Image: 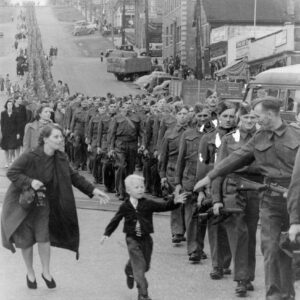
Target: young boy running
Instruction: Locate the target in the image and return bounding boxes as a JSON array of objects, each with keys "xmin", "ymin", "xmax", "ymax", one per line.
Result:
[{"xmin": 101, "ymin": 174, "xmax": 187, "ymax": 300}]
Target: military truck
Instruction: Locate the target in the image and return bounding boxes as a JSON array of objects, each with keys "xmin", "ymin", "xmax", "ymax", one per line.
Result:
[{"xmin": 107, "ymin": 56, "xmax": 152, "ymax": 81}]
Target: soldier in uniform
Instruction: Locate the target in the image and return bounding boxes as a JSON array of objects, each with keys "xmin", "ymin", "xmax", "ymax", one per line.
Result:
[
  {"xmin": 210, "ymin": 104, "xmax": 262, "ymax": 296},
  {"xmin": 107, "ymin": 98, "xmax": 145, "ymax": 201},
  {"xmin": 195, "ymin": 97, "xmax": 300, "ymax": 300},
  {"xmin": 174, "ymin": 107, "xmax": 213, "ymax": 262},
  {"xmin": 196, "ymin": 101, "xmax": 236, "ymax": 280},
  {"xmin": 70, "ymin": 98, "xmax": 89, "ymax": 170},
  {"xmin": 63, "ymin": 95, "xmax": 80, "ymax": 162},
  {"xmin": 156, "ymin": 103, "xmax": 177, "ymax": 156},
  {"xmin": 87, "ymin": 103, "xmax": 106, "ymax": 184},
  {"xmin": 97, "ymin": 100, "xmax": 118, "ymax": 193},
  {"xmin": 159, "ymin": 105, "xmax": 190, "ymax": 244},
  {"xmin": 143, "ymin": 101, "xmax": 161, "ymax": 197}
]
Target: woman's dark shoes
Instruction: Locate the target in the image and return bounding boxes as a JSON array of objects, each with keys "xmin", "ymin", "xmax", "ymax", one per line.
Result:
[
  {"xmin": 26, "ymin": 275, "xmax": 37, "ymax": 289},
  {"xmin": 41, "ymin": 273, "xmax": 56, "ymax": 289}
]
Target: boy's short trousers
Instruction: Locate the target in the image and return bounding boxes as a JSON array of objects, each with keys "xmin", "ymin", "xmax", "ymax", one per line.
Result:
[{"xmin": 12, "ymin": 202, "xmax": 50, "ymax": 249}]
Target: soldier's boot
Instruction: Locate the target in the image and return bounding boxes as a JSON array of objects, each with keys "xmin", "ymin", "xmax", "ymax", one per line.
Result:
[
  {"xmin": 235, "ymin": 281, "xmax": 247, "ymax": 297},
  {"xmin": 210, "ymin": 267, "xmax": 223, "ymax": 280}
]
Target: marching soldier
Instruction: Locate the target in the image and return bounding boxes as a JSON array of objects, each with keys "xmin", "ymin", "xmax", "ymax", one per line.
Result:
[
  {"xmin": 174, "ymin": 107, "xmax": 213, "ymax": 261},
  {"xmin": 210, "ymin": 104, "xmax": 262, "ymax": 296},
  {"xmin": 70, "ymin": 98, "xmax": 89, "ymax": 170},
  {"xmin": 196, "ymin": 101, "xmax": 237, "ymax": 280},
  {"xmin": 87, "ymin": 103, "xmax": 106, "ymax": 184},
  {"xmin": 195, "ymin": 97, "xmax": 300, "ymax": 300},
  {"xmin": 144, "ymin": 101, "xmax": 161, "ymax": 197},
  {"xmin": 160, "ymin": 105, "xmax": 190, "ymax": 244},
  {"xmin": 107, "ymin": 98, "xmax": 145, "ymax": 201},
  {"xmin": 97, "ymin": 100, "xmax": 118, "ymax": 193}
]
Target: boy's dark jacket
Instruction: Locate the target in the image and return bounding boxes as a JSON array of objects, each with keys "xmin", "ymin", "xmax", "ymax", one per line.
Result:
[{"xmin": 104, "ymin": 197, "xmax": 180, "ymax": 237}]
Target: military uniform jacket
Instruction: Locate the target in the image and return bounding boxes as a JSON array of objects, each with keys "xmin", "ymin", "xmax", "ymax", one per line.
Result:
[
  {"xmin": 156, "ymin": 114, "xmax": 177, "ymax": 154},
  {"xmin": 196, "ymin": 126, "xmax": 235, "ymax": 182},
  {"xmin": 175, "ymin": 125, "xmax": 212, "ymax": 191},
  {"xmin": 107, "ymin": 111, "xmax": 144, "ymax": 151},
  {"xmin": 144, "ymin": 114, "xmax": 160, "ymax": 153},
  {"xmin": 159, "ymin": 124, "xmax": 189, "ymax": 181},
  {"xmin": 86, "ymin": 113, "xmax": 102, "ymax": 146},
  {"xmin": 287, "ymin": 146, "xmax": 300, "ymax": 224},
  {"xmin": 211, "ymin": 127, "xmax": 261, "ymax": 203},
  {"xmin": 70, "ymin": 107, "xmax": 89, "ymax": 135},
  {"xmin": 208, "ymin": 122, "xmax": 300, "ymax": 188},
  {"xmin": 96, "ymin": 113, "xmax": 115, "ymax": 151}
]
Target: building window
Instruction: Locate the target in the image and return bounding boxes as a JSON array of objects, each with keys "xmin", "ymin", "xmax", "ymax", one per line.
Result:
[{"xmin": 170, "ymin": 23, "xmax": 173, "ymax": 44}]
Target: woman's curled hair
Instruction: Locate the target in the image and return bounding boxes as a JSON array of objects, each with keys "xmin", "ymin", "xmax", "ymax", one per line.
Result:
[{"xmin": 38, "ymin": 124, "xmax": 63, "ymax": 146}]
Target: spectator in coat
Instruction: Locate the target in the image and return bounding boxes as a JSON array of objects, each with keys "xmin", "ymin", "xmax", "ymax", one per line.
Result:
[
  {"xmin": 1, "ymin": 99, "xmax": 20, "ymax": 167},
  {"xmin": 1, "ymin": 124, "xmax": 110, "ymax": 289}
]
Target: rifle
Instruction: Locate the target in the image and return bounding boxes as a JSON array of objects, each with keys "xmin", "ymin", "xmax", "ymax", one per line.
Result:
[
  {"xmin": 194, "ymin": 207, "xmax": 243, "ymax": 225},
  {"xmin": 236, "ymin": 177, "xmax": 288, "ymax": 197},
  {"xmin": 279, "ymin": 232, "xmax": 300, "ymax": 258}
]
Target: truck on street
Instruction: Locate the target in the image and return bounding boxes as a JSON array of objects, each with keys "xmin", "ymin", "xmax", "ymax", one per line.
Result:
[{"xmin": 107, "ymin": 56, "xmax": 152, "ymax": 81}]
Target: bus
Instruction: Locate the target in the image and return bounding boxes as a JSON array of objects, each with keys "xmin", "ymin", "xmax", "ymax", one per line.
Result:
[{"xmin": 244, "ymin": 65, "xmax": 300, "ymax": 122}]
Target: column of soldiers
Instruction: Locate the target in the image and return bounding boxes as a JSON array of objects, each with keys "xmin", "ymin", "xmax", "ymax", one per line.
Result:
[{"xmin": 51, "ymin": 91, "xmax": 300, "ymax": 300}]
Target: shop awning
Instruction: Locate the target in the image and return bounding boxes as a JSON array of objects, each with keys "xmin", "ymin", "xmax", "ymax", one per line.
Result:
[{"xmin": 215, "ymin": 59, "xmax": 248, "ymax": 80}]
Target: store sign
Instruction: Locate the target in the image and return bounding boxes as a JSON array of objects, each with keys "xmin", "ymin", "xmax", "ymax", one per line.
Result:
[
  {"xmin": 236, "ymin": 39, "xmax": 249, "ymax": 59},
  {"xmin": 275, "ymin": 30, "xmax": 287, "ymax": 47},
  {"xmin": 210, "ymin": 26, "xmax": 228, "ymax": 44}
]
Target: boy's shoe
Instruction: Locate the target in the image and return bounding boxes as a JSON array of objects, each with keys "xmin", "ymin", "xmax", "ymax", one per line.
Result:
[
  {"xmin": 125, "ymin": 270, "xmax": 134, "ymax": 289},
  {"xmin": 235, "ymin": 281, "xmax": 247, "ymax": 297}
]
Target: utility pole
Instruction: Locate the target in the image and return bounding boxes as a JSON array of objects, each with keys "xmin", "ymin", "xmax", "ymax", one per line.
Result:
[
  {"xmin": 145, "ymin": 0, "xmax": 149, "ymax": 55},
  {"xmin": 121, "ymin": 0, "xmax": 126, "ymax": 45},
  {"xmin": 112, "ymin": 4, "xmax": 115, "ymax": 47},
  {"xmin": 195, "ymin": 0, "xmax": 203, "ymax": 80}
]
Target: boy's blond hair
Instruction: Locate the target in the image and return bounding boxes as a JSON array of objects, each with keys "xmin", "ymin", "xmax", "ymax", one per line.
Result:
[{"xmin": 124, "ymin": 174, "xmax": 145, "ymax": 190}]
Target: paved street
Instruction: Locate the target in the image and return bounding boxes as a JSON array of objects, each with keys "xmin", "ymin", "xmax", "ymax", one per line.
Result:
[{"xmin": 0, "ymin": 5, "xmax": 299, "ymax": 300}]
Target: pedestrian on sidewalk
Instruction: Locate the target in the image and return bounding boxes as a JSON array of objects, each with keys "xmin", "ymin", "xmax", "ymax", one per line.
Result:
[
  {"xmin": 101, "ymin": 174, "xmax": 187, "ymax": 300},
  {"xmin": 0, "ymin": 99, "xmax": 20, "ymax": 167},
  {"xmin": 1, "ymin": 124, "xmax": 110, "ymax": 290},
  {"xmin": 100, "ymin": 51, "xmax": 104, "ymax": 62}
]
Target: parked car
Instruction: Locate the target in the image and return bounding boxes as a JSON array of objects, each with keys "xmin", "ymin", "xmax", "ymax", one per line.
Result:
[
  {"xmin": 153, "ymin": 80, "xmax": 171, "ymax": 94},
  {"xmin": 143, "ymin": 75, "xmax": 180, "ymax": 93},
  {"xmin": 73, "ymin": 25, "xmax": 95, "ymax": 36},
  {"xmin": 134, "ymin": 71, "xmax": 168, "ymax": 89},
  {"xmin": 74, "ymin": 20, "xmax": 97, "ymax": 30},
  {"xmin": 118, "ymin": 44, "xmax": 134, "ymax": 51}
]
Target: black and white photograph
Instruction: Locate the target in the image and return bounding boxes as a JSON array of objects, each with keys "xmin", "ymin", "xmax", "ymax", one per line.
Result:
[{"xmin": 0, "ymin": 0, "xmax": 300, "ymax": 299}]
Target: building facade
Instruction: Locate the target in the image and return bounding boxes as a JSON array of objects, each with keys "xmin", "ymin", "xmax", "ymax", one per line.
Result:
[{"xmin": 162, "ymin": 0, "xmax": 196, "ymax": 67}]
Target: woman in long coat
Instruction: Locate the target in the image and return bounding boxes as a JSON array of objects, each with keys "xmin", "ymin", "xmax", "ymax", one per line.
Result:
[
  {"xmin": 1, "ymin": 99, "xmax": 20, "ymax": 167},
  {"xmin": 1, "ymin": 124, "xmax": 109, "ymax": 289},
  {"xmin": 13, "ymin": 95, "xmax": 28, "ymax": 157},
  {"xmin": 23, "ymin": 105, "xmax": 52, "ymax": 152}
]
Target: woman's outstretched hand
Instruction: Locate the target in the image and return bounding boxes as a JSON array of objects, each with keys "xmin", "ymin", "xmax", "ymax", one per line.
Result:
[{"xmin": 93, "ymin": 188, "xmax": 110, "ymax": 205}]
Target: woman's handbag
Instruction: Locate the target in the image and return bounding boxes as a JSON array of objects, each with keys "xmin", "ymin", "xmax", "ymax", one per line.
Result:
[{"xmin": 19, "ymin": 187, "xmax": 36, "ymax": 210}]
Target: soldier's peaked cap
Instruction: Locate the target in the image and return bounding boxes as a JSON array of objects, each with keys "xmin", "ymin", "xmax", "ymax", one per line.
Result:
[{"xmin": 251, "ymin": 96, "xmax": 282, "ymax": 110}]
